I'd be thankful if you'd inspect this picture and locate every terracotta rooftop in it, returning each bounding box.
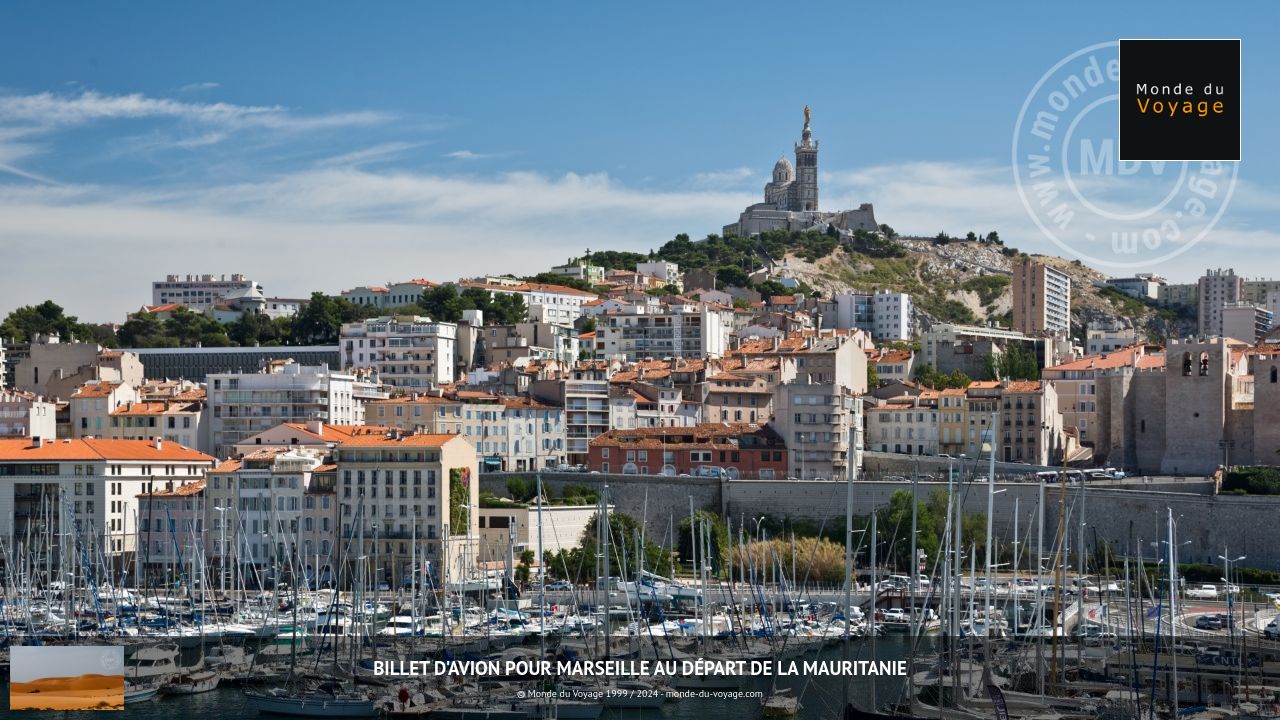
[0,438,213,462]
[279,423,398,443]
[139,479,206,498]
[72,382,122,399]
[337,432,458,448]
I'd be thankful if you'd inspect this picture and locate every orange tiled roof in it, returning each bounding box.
[1046,344,1165,373]
[0,438,213,462]
[278,423,397,442]
[209,458,243,473]
[143,303,183,313]
[1004,380,1043,393]
[139,479,206,497]
[72,382,122,399]
[111,401,200,416]
[337,432,457,448]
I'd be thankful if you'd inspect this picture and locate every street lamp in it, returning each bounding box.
[1217,552,1246,646]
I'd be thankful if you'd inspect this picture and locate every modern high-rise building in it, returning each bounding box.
[1197,268,1244,337]
[1012,257,1071,336]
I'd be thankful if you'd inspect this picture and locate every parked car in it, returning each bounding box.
[1186,584,1220,599]
[1195,615,1223,630]
[544,580,573,591]
[881,608,907,622]
[1264,618,1279,639]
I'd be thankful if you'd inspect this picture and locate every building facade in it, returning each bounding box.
[208,362,363,458]
[1012,257,1071,336]
[152,274,258,311]
[340,315,458,389]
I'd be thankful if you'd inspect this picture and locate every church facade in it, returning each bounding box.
[723,106,879,238]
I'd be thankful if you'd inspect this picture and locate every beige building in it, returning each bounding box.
[1198,268,1244,337]
[703,372,773,424]
[769,379,862,480]
[997,380,1064,465]
[1041,345,1164,456]
[1012,257,1071,336]
[333,431,478,589]
[16,341,143,401]
[476,502,604,570]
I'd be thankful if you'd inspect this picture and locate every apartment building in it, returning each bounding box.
[333,431,478,588]
[0,388,56,439]
[703,372,773,424]
[366,392,567,472]
[16,341,144,400]
[203,448,328,587]
[135,479,206,582]
[208,362,364,458]
[1041,344,1164,453]
[340,315,457,389]
[587,423,787,479]
[770,380,862,481]
[595,302,731,362]
[867,393,939,456]
[734,331,870,394]
[1012,257,1071,336]
[0,437,214,573]
[530,364,612,465]
[997,380,1063,465]
[339,279,438,309]
[1198,268,1244,337]
[152,273,258,311]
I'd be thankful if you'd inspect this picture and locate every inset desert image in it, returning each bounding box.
[10,646,124,711]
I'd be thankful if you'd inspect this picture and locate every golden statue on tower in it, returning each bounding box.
[804,105,811,125]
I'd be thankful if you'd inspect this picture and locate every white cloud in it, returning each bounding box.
[179,82,221,92]
[688,167,758,190]
[0,90,393,133]
[319,142,424,168]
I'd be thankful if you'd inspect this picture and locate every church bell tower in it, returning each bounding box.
[793,105,818,212]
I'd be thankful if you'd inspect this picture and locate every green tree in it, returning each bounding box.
[291,292,349,344]
[678,511,730,576]
[0,300,97,343]
[117,312,166,347]
[867,363,880,389]
[163,308,229,346]
[448,468,472,534]
[875,490,942,572]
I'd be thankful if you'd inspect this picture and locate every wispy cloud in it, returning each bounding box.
[443,149,506,160]
[179,82,221,92]
[0,90,393,131]
[318,142,424,168]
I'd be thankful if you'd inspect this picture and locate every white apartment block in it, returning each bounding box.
[208,362,362,458]
[0,437,214,564]
[366,393,567,472]
[0,389,56,439]
[476,503,604,568]
[153,274,259,311]
[635,261,681,286]
[340,316,457,389]
[339,279,438,309]
[596,303,730,361]
[871,290,913,341]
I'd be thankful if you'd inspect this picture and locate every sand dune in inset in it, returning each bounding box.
[11,673,125,710]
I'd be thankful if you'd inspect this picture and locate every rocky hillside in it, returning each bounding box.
[770,235,1194,342]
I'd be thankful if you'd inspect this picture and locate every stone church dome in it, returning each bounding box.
[772,156,794,182]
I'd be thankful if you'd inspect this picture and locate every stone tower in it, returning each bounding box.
[792,105,819,212]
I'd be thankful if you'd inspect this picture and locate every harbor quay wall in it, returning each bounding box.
[481,472,1280,571]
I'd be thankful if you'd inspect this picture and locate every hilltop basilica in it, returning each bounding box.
[723,106,880,238]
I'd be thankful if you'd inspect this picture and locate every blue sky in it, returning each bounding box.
[0,2,1276,321]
